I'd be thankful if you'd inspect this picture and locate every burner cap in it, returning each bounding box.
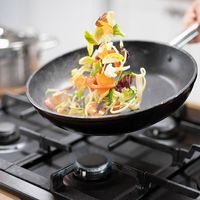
[74,154,111,181]
[0,122,20,145]
[144,117,177,140]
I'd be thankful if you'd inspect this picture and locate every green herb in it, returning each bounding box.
[106,89,114,105]
[87,42,94,56]
[75,89,84,99]
[84,31,97,44]
[79,56,95,66]
[118,71,136,80]
[91,61,102,76]
[113,24,125,37]
[122,88,135,100]
[102,53,124,64]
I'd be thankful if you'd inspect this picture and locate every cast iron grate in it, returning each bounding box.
[50,161,200,200]
[1,94,200,199]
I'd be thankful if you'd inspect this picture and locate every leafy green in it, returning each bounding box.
[106,89,114,105]
[87,42,94,56]
[91,61,102,76]
[122,88,135,100]
[102,53,124,64]
[113,24,125,37]
[118,71,136,80]
[79,56,95,66]
[84,31,97,44]
[75,89,84,99]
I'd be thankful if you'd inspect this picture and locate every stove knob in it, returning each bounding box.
[82,171,86,177]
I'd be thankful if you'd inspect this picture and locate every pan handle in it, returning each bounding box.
[169,22,200,49]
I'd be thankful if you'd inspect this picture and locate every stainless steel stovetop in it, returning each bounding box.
[0,94,200,200]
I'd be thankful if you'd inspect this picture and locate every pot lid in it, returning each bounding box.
[0,26,24,49]
[0,26,37,49]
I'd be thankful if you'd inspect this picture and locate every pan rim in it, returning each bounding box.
[26,40,198,121]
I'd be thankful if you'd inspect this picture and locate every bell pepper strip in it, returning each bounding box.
[74,75,86,88]
[114,61,121,67]
[85,73,116,95]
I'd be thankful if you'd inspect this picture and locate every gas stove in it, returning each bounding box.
[0,94,200,200]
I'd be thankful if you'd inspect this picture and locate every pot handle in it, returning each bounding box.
[39,33,58,50]
[169,22,200,49]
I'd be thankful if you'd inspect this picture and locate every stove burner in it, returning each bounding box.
[73,154,112,181]
[142,117,184,146]
[0,122,20,145]
[144,117,177,140]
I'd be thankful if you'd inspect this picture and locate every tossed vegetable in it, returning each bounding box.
[45,11,146,116]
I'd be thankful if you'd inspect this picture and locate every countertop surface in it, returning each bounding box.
[0,189,20,200]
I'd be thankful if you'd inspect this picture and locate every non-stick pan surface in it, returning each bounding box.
[27,40,197,135]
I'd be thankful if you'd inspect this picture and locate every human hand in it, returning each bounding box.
[183,0,200,42]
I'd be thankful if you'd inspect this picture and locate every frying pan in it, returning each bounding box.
[27,23,200,135]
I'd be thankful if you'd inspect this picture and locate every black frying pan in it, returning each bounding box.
[27,23,199,135]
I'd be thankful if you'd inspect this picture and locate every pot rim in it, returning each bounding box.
[0,40,24,51]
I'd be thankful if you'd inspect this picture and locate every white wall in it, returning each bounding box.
[0,0,107,64]
[0,0,30,30]
[0,0,189,62]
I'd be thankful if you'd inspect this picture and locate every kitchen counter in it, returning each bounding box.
[0,189,20,200]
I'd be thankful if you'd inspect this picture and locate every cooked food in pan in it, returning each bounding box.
[45,11,146,116]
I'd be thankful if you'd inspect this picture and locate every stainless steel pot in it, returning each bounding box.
[0,26,58,88]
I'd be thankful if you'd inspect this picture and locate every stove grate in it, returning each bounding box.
[108,133,200,166]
